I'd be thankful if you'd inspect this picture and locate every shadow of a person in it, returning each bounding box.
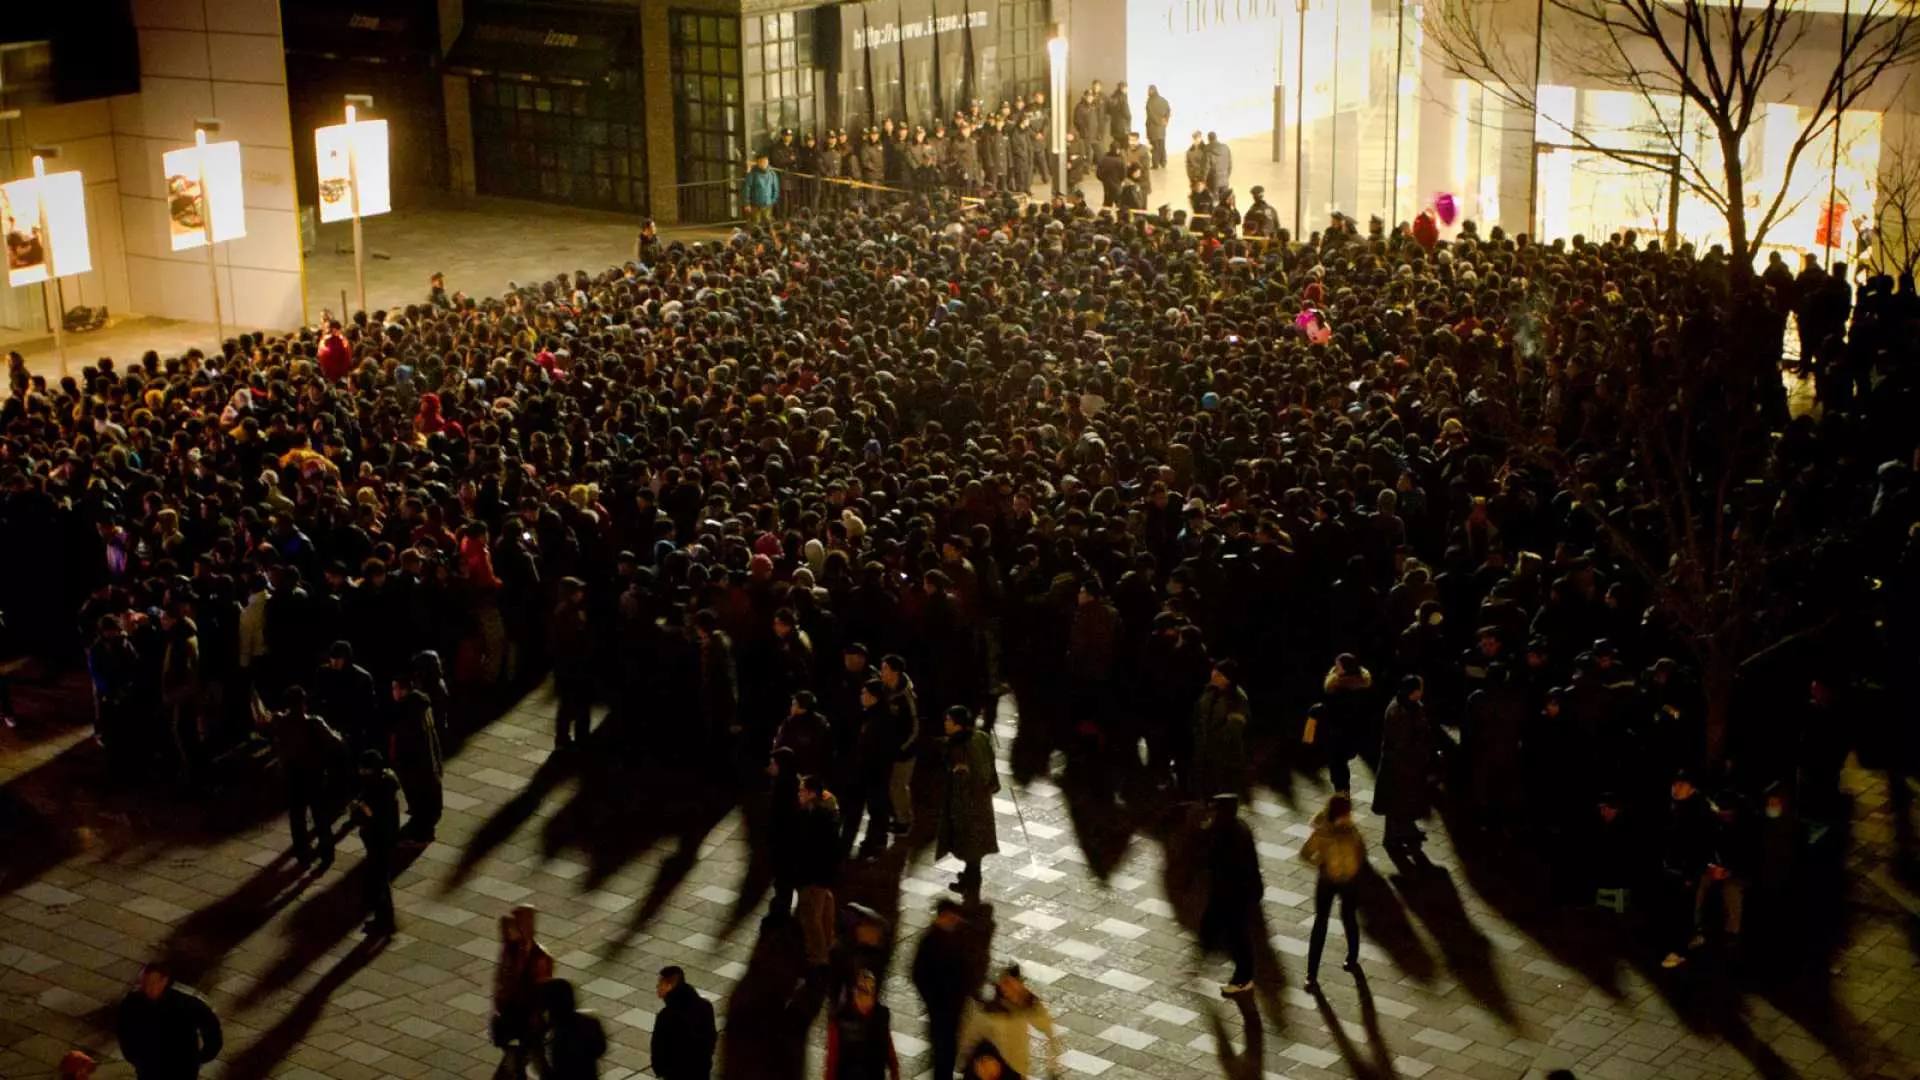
[1210,992,1266,1080]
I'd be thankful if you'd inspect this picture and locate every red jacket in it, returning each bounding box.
[318,332,352,381]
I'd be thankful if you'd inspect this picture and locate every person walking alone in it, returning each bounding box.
[116,961,222,1080]
[939,705,1000,899]
[650,967,717,1080]
[827,970,902,1080]
[1374,675,1434,853]
[959,966,1062,1080]
[541,979,608,1080]
[912,899,973,1080]
[1301,793,1366,992]
[266,685,343,867]
[349,749,400,936]
[1200,793,1263,996]
[492,905,555,1079]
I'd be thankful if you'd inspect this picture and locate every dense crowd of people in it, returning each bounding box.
[5,95,1920,1075]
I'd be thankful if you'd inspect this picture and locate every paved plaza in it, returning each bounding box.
[0,668,1916,1080]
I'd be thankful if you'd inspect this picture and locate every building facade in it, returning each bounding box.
[2,0,305,337]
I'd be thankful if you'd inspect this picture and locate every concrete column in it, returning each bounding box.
[641,3,682,225]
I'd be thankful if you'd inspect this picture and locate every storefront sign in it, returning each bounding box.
[853,9,987,51]
[1161,0,1281,35]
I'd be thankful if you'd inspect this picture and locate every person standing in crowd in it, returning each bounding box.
[550,576,592,752]
[879,655,920,838]
[939,705,1000,898]
[266,685,343,867]
[349,749,400,936]
[795,773,844,984]
[651,966,717,1080]
[1204,131,1233,201]
[1241,185,1278,238]
[959,966,1062,1080]
[1107,82,1133,148]
[313,640,377,755]
[87,614,140,764]
[1008,116,1034,193]
[1301,793,1366,992]
[116,961,222,1080]
[492,905,555,1079]
[1184,130,1208,201]
[742,152,781,229]
[1123,131,1152,204]
[1200,793,1263,995]
[912,899,973,1080]
[1144,86,1170,168]
[387,676,442,847]
[1374,675,1434,854]
[827,969,902,1080]
[1072,89,1102,154]
[1189,660,1250,800]
[541,979,607,1080]
[1095,141,1127,209]
[767,128,799,215]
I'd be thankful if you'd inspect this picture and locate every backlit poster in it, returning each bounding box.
[314,118,392,224]
[1,180,47,286]
[163,139,247,251]
[2,170,90,286]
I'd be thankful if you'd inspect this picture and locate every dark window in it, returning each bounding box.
[470,55,648,213]
[743,11,815,159]
[672,10,746,222]
[996,0,1050,102]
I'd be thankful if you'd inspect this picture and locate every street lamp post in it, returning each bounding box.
[1294,0,1309,239]
[1048,31,1068,197]
[344,94,374,315]
[31,151,68,377]
[194,122,224,349]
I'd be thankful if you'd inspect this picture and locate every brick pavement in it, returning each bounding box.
[1,680,1916,1080]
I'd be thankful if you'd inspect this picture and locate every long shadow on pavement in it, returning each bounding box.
[221,935,388,1080]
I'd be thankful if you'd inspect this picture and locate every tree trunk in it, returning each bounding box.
[1722,127,1753,282]
[1703,645,1735,774]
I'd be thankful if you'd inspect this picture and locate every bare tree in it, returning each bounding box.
[1428,0,1920,274]
[1868,134,1920,278]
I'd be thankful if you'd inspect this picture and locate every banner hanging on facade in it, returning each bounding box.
[842,0,988,124]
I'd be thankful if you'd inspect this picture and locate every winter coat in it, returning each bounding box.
[1302,811,1367,884]
[741,165,781,208]
[959,996,1060,1079]
[271,707,344,779]
[117,984,223,1080]
[1205,140,1232,188]
[1189,683,1250,798]
[1463,683,1527,812]
[1145,92,1171,139]
[1124,144,1152,196]
[1201,813,1262,939]
[650,981,717,1080]
[858,141,887,182]
[910,923,973,1018]
[939,729,1000,862]
[1373,697,1434,819]
[1107,92,1132,143]
[699,631,739,731]
[1185,143,1209,187]
[1073,99,1103,149]
[828,1000,897,1080]
[1066,601,1119,682]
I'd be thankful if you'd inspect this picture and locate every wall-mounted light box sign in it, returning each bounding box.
[1,168,91,287]
[164,138,248,251]
[315,117,392,224]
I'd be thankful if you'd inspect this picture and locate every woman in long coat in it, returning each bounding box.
[939,705,1000,897]
[1189,661,1250,800]
[1373,675,1434,850]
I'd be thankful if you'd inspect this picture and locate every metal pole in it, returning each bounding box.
[1050,31,1068,196]
[197,130,224,350]
[1329,2,1340,220]
[1294,0,1308,239]
[1825,0,1849,269]
[32,155,67,379]
[1667,13,1689,251]
[1389,0,1406,225]
[1526,0,1547,240]
[346,102,367,315]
